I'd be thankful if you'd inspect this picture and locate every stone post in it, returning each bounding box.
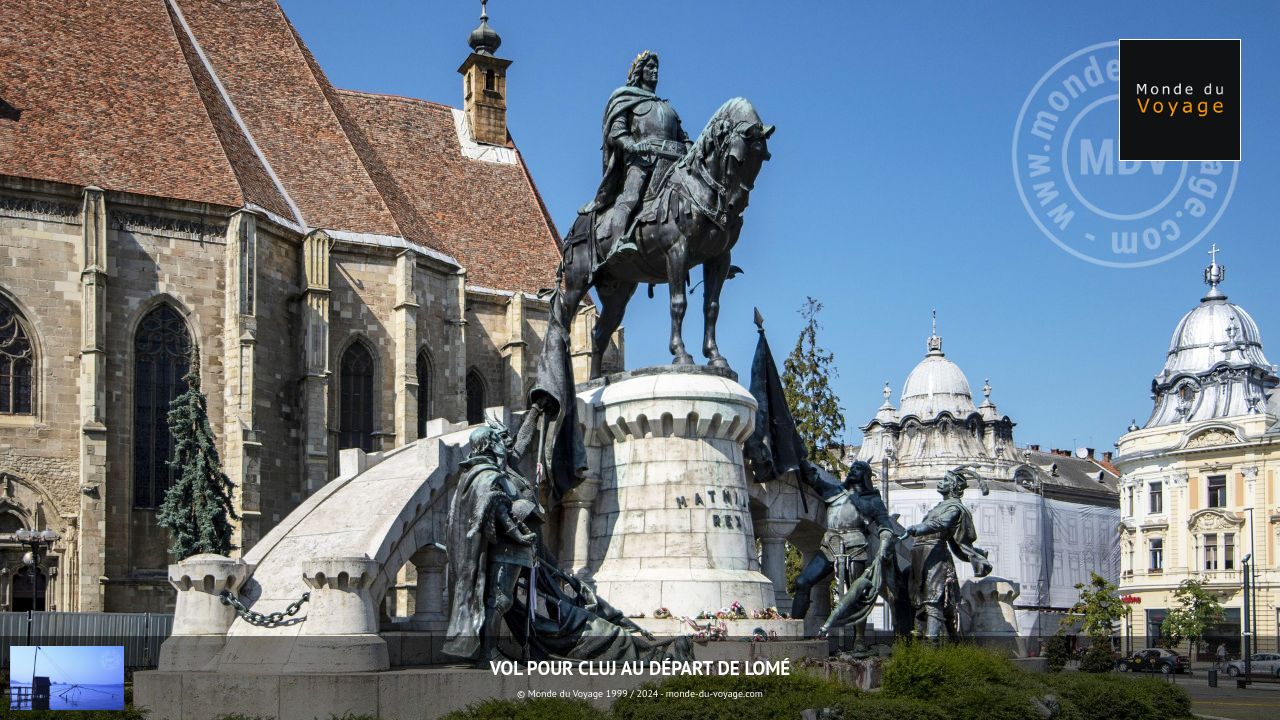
[559,477,600,579]
[757,519,798,614]
[300,230,331,494]
[392,251,419,446]
[290,556,388,673]
[583,369,775,617]
[224,210,263,548]
[409,546,447,631]
[159,554,252,670]
[77,186,108,611]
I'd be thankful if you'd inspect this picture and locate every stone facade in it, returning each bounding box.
[0,180,612,613]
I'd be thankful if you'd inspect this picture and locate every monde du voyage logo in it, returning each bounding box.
[1012,41,1240,268]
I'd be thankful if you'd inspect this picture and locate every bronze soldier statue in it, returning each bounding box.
[583,50,692,265]
[444,418,542,666]
[900,466,993,643]
[791,460,897,650]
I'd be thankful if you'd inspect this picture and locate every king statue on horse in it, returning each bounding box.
[584,50,693,266]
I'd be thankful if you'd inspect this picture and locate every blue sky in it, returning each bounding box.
[279,1,1280,451]
[9,646,123,685]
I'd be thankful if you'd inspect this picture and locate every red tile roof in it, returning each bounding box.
[0,0,561,294]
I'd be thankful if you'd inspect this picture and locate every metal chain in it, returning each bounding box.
[219,590,310,627]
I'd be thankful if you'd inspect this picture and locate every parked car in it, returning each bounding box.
[1224,653,1280,678]
[1115,648,1189,674]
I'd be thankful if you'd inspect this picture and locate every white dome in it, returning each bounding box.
[1145,255,1278,427]
[899,336,977,419]
[1161,297,1269,380]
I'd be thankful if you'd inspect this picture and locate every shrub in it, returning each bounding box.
[828,695,948,720]
[1047,674,1192,720]
[880,642,1051,720]
[440,698,608,720]
[1044,635,1072,673]
[1077,643,1115,673]
[610,671,860,720]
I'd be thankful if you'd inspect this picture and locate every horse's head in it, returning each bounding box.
[686,98,774,220]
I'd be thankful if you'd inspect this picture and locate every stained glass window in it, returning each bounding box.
[339,342,376,452]
[466,369,486,425]
[416,349,432,439]
[133,305,191,509]
[0,296,34,415]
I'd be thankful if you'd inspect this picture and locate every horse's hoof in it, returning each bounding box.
[672,354,695,366]
[708,356,730,369]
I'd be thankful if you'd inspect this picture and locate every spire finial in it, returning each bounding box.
[983,378,991,400]
[1203,243,1226,300]
[883,381,892,402]
[468,0,501,55]
[927,309,942,355]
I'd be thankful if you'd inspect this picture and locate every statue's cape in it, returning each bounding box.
[582,86,658,214]
[443,460,506,659]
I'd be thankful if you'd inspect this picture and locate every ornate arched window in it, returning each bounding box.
[0,295,35,415]
[339,341,376,452]
[133,305,191,509]
[0,512,24,534]
[416,349,432,439]
[465,369,486,425]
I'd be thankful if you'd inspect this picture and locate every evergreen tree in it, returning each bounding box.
[157,352,238,558]
[782,297,847,473]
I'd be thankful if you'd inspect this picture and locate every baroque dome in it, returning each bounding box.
[899,333,977,419]
[1145,249,1278,427]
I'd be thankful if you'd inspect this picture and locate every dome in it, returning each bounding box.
[899,334,977,419]
[468,2,501,56]
[1144,249,1278,428]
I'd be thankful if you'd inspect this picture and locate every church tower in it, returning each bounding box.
[458,0,511,146]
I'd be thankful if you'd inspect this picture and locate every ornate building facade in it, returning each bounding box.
[1116,252,1279,653]
[0,1,615,612]
[856,322,1120,638]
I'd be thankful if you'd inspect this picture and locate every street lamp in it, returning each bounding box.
[1241,553,1252,684]
[14,528,59,645]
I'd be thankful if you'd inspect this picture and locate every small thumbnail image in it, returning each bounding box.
[8,645,125,711]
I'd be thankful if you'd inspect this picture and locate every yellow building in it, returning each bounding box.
[1116,251,1279,655]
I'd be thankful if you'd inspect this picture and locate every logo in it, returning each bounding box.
[1012,42,1237,268]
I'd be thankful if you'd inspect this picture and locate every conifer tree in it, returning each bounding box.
[782,297,848,473]
[157,352,238,558]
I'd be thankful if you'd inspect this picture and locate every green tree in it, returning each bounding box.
[1161,579,1224,660]
[157,353,239,558]
[782,297,847,473]
[1060,572,1130,672]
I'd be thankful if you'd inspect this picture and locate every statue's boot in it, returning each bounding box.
[473,609,508,668]
[598,202,639,265]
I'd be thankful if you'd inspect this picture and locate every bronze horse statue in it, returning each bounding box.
[525,97,773,498]
[567,96,773,377]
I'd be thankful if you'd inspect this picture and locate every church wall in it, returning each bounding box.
[0,199,83,611]
[252,229,302,532]
[102,209,229,612]
[413,265,462,425]
[465,294,510,411]
[330,248,398,449]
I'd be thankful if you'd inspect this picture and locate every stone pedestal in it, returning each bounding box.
[288,557,388,673]
[159,554,252,671]
[962,575,1025,656]
[580,368,775,618]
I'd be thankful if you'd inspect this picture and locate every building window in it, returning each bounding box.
[416,349,432,439]
[1203,474,1223,507]
[1149,538,1164,572]
[485,69,496,92]
[1224,533,1234,570]
[339,341,375,452]
[1149,482,1163,514]
[465,369,486,425]
[1204,533,1218,570]
[0,295,35,415]
[133,305,192,509]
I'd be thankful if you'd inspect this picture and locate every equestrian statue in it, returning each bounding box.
[522,50,774,500]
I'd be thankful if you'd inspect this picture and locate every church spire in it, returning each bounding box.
[927,309,943,355]
[459,0,512,145]
[1202,243,1226,301]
